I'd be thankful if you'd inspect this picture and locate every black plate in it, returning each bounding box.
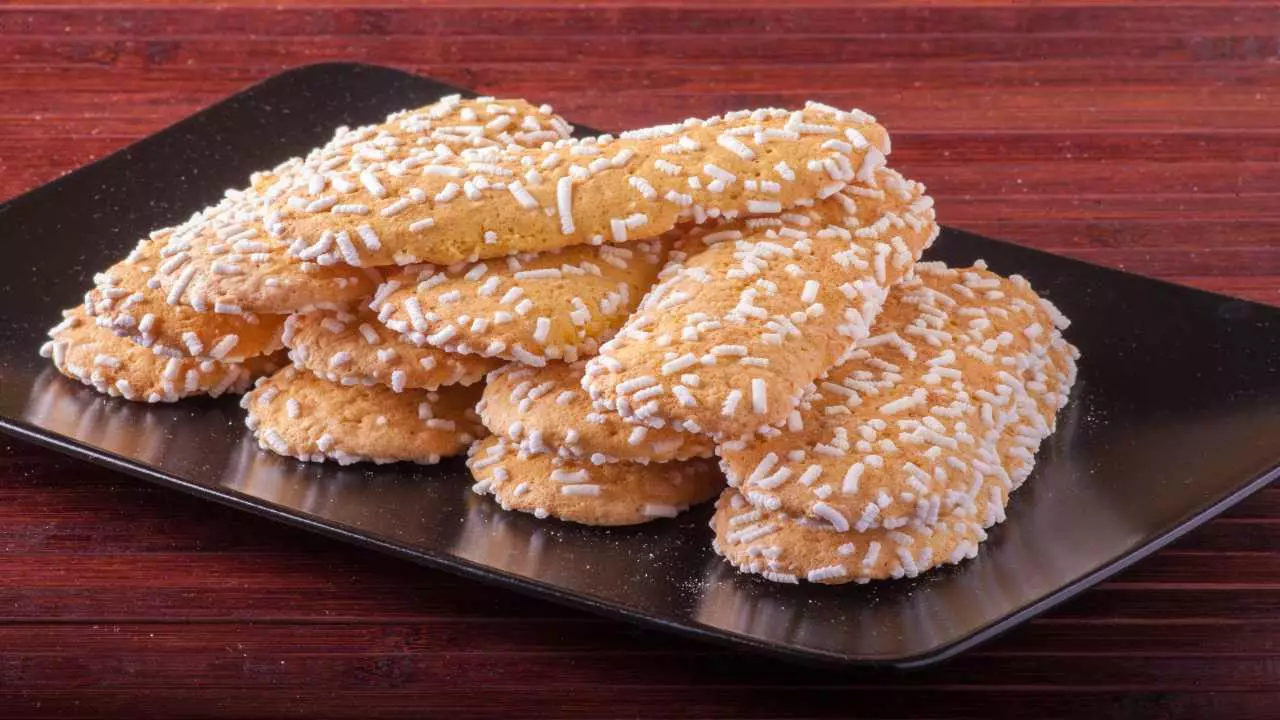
[1,63,1277,669]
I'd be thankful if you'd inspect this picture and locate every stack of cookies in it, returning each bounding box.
[707,262,1077,583]
[44,96,573,462]
[42,201,290,404]
[41,93,1079,584]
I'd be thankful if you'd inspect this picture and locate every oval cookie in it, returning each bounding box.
[283,307,498,391]
[375,238,669,366]
[241,366,486,465]
[40,308,273,402]
[260,96,573,202]
[267,102,890,267]
[478,361,713,464]
[467,436,724,526]
[148,190,381,315]
[152,96,571,315]
[710,487,986,585]
[719,262,1079,531]
[583,167,938,441]
[86,237,285,361]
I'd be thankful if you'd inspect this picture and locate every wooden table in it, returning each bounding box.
[1,2,1277,717]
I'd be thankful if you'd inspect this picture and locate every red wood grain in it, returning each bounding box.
[1,2,1277,718]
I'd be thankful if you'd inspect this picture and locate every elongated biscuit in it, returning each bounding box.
[374,238,669,366]
[283,307,498,391]
[711,480,992,585]
[241,366,485,465]
[258,95,573,200]
[719,262,1078,531]
[145,189,381,315]
[582,167,937,441]
[478,361,713,464]
[265,102,890,267]
[40,308,280,402]
[86,236,284,361]
[467,436,723,526]
[149,97,572,314]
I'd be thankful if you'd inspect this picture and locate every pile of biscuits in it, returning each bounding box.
[41,94,1079,584]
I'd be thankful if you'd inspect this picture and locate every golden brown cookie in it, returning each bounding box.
[266,102,891,267]
[467,436,723,526]
[86,238,285,361]
[478,361,713,464]
[39,308,278,402]
[241,366,486,465]
[255,95,575,269]
[718,262,1079,531]
[150,96,572,314]
[283,307,498,391]
[146,191,381,315]
[582,167,938,441]
[375,238,669,366]
[709,487,986,584]
[262,94,573,198]
[258,96,573,200]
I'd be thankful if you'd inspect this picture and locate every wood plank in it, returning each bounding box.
[0,627,1278,690]
[3,62,1280,96]
[5,4,1280,37]
[0,688,1271,720]
[2,82,1276,132]
[0,617,1275,658]
[2,33,1279,70]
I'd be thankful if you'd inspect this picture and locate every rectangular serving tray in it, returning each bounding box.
[2,63,1277,668]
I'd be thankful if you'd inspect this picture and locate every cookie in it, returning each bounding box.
[719,262,1079,531]
[39,308,280,402]
[259,96,573,200]
[709,487,986,584]
[150,96,571,315]
[477,361,713,464]
[283,307,498,391]
[374,238,669,366]
[582,167,938,442]
[241,366,486,465]
[467,436,723,526]
[85,237,285,361]
[265,102,890,267]
[147,190,382,315]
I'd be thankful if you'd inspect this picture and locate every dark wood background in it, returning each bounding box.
[1,2,1276,718]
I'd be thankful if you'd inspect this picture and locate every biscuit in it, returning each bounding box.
[283,307,498,391]
[374,238,669,366]
[709,486,987,584]
[477,361,713,464]
[39,308,280,402]
[259,96,573,201]
[150,96,571,315]
[265,102,890,267]
[719,262,1078,531]
[582,167,937,441]
[467,436,723,526]
[146,190,382,315]
[86,237,285,361]
[241,366,485,465]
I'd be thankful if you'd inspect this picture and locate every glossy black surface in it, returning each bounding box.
[1,63,1277,668]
